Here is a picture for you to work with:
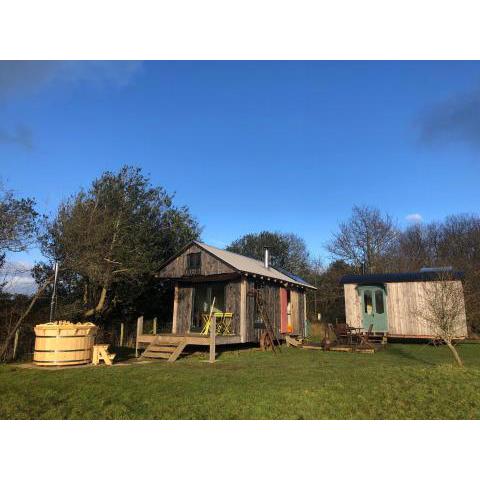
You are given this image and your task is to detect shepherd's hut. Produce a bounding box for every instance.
[340,268,468,339]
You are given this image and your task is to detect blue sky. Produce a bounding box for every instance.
[1,61,480,269]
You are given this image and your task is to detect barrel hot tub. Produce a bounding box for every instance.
[33,322,98,366]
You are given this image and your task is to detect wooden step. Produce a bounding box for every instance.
[143,352,173,359]
[146,345,178,353]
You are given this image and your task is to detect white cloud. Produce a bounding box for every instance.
[1,261,36,295]
[405,213,423,223]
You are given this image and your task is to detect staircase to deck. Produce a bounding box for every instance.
[141,337,188,362]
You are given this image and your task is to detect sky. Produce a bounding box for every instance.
[1,60,480,291]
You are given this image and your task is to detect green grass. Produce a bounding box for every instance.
[1,343,480,419]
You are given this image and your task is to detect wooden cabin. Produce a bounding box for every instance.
[340,270,468,339]
[136,241,316,360]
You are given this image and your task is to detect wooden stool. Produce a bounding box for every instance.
[92,344,116,366]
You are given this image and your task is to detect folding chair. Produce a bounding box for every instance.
[222,312,233,335]
[213,312,225,334]
[358,323,374,348]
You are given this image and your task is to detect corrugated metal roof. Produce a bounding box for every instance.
[340,271,464,285]
[196,242,315,289]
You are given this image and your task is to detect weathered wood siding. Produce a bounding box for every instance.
[297,292,306,336]
[225,280,242,335]
[244,280,305,341]
[244,280,279,342]
[159,244,235,278]
[344,281,468,337]
[174,285,194,333]
[344,284,362,328]
[290,290,306,335]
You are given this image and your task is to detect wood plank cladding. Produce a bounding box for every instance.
[343,280,468,337]
[158,244,235,278]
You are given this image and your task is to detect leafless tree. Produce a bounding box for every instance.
[414,272,467,367]
[327,205,398,273]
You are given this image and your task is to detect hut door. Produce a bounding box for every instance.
[280,288,288,333]
[360,286,388,332]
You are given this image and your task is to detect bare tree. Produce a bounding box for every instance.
[414,273,467,367]
[327,205,398,273]
[0,274,53,361]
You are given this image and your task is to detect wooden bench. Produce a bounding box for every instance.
[92,344,116,366]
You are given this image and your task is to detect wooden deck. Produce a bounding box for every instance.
[137,333,242,346]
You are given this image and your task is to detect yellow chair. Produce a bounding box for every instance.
[200,313,212,335]
[213,312,225,334]
[222,313,234,335]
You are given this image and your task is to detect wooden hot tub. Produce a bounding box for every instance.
[33,322,98,366]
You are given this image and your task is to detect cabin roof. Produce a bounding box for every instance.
[197,242,315,289]
[159,240,315,289]
[340,271,464,285]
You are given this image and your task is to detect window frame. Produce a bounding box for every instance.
[186,252,202,272]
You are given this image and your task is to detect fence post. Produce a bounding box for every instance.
[152,317,157,335]
[12,329,19,360]
[209,297,216,363]
[119,322,124,347]
[135,316,144,358]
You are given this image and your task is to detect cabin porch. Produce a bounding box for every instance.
[135,314,242,362]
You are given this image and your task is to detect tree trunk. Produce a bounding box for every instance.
[84,286,107,318]
[445,339,464,368]
[0,276,53,361]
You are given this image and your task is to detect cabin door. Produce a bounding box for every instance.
[359,286,388,332]
[190,283,226,332]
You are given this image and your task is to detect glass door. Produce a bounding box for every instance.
[359,286,388,332]
[190,283,226,332]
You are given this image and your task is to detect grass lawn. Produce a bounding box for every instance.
[1,343,480,419]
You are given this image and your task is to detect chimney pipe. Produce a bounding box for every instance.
[264,246,269,269]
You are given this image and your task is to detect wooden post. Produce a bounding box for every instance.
[209,297,216,363]
[119,322,124,347]
[172,283,179,334]
[152,317,157,335]
[12,329,19,360]
[240,279,247,342]
[135,316,144,358]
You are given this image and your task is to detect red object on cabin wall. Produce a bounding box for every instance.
[280,288,288,333]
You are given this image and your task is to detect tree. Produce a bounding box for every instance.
[226,231,311,276]
[327,205,398,273]
[0,186,38,292]
[0,187,37,254]
[413,272,467,367]
[396,214,480,333]
[310,260,356,324]
[40,166,201,319]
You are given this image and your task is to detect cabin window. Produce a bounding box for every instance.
[186,252,201,272]
[375,290,384,314]
[364,290,373,314]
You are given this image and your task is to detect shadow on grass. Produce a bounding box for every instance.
[385,344,437,366]
[111,347,137,362]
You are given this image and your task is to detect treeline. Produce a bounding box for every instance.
[1,167,479,360]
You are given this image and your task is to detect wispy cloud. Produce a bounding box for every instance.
[0,60,143,101]
[0,124,33,149]
[0,61,143,151]
[1,260,36,295]
[405,213,423,223]
[419,84,480,149]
